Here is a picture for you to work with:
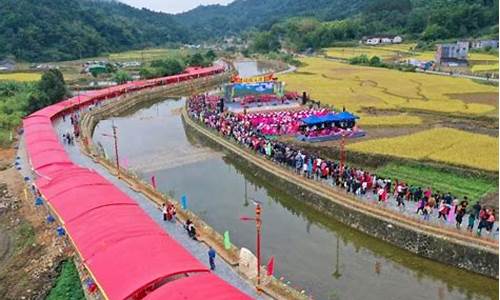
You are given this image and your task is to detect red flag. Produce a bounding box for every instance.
[151,175,156,190]
[266,256,275,276]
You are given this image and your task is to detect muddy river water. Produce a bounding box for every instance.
[92,61,497,300]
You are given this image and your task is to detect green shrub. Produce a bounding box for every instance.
[46,260,85,300]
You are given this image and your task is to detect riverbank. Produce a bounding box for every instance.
[77,73,308,300]
[181,106,499,279]
[84,90,498,299]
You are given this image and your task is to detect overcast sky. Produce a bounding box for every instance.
[119,0,234,14]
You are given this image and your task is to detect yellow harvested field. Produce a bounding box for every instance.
[471,63,499,73]
[347,128,499,172]
[358,114,422,127]
[0,72,41,82]
[326,44,435,61]
[326,47,402,60]
[280,57,498,116]
[469,52,499,62]
[109,48,188,62]
[373,43,417,52]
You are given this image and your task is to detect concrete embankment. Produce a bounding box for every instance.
[78,73,308,300]
[182,108,499,279]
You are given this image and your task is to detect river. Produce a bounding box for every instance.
[92,61,497,300]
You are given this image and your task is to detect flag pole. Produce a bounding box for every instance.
[256,202,262,290]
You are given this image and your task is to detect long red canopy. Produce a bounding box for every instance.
[144,273,252,300]
[22,64,254,300]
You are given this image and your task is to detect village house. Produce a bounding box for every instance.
[0,58,16,71]
[470,39,499,50]
[361,35,403,45]
[435,41,469,66]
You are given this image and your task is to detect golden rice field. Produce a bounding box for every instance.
[347,128,499,172]
[471,63,499,73]
[357,114,422,127]
[0,72,41,82]
[326,47,404,60]
[326,44,499,74]
[280,57,498,118]
[109,48,189,62]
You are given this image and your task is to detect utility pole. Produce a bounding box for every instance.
[256,203,262,288]
[112,124,119,178]
[240,200,263,291]
[102,122,120,178]
[339,132,346,174]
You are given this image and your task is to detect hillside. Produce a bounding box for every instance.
[178,0,498,42]
[0,0,188,62]
[0,0,498,62]
[175,0,366,40]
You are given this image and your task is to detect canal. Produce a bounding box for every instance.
[92,62,497,300]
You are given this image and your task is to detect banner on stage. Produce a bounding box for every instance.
[231,73,276,83]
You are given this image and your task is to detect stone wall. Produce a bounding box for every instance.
[182,110,499,279]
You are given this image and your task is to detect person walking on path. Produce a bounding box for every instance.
[467,212,476,232]
[162,203,167,221]
[208,246,217,271]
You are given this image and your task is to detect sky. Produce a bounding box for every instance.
[119,0,234,14]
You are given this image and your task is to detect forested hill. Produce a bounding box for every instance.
[175,0,366,40]
[177,0,499,42]
[0,0,498,62]
[0,0,189,62]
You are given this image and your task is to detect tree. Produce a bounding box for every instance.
[205,49,217,62]
[369,56,382,66]
[251,31,281,53]
[422,24,448,40]
[186,53,206,67]
[150,58,185,76]
[139,67,155,79]
[28,69,67,113]
[113,70,132,84]
[349,55,370,65]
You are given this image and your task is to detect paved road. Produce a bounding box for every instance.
[16,116,263,299]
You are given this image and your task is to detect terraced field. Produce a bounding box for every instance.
[347,128,499,172]
[280,57,498,117]
[281,56,498,182]
[326,44,499,74]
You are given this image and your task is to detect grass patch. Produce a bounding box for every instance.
[46,260,85,300]
[15,222,35,251]
[376,163,498,202]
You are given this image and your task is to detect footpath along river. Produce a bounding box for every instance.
[92,61,497,300]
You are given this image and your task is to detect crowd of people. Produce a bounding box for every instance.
[188,94,497,237]
[236,108,330,135]
[61,112,81,145]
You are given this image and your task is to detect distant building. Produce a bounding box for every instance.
[0,59,16,71]
[361,35,403,45]
[435,41,469,66]
[470,39,499,50]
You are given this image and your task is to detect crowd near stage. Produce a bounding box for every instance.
[204,72,365,142]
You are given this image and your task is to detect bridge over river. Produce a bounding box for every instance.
[91,61,498,300]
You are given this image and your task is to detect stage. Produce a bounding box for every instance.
[225,99,302,113]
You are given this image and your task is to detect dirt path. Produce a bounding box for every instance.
[0,149,66,300]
